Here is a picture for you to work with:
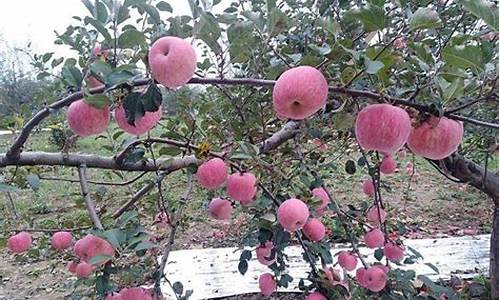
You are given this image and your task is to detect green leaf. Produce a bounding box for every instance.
[117,210,138,227]
[350,4,386,31]
[26,174,40,191]
[442,77,465,102]
[230,152,253,160]
[357,156,367,167]
[42,52,54,63]
[88,254,113,265]
[84,17,112,41]
[332,113,355,130]
[134,241,158,251]
[139,3,161,23]
[125,148,146,163]
[425,262,440,274]
[0,183,17,192]
[172,281,183,295]
[100,229,126,248]
[37,72,51,80]
[159,147,182,156]
[268,7,289,36]
[364,57,385,74]
[368,0,386,7]
[409,42,434,65]
[442,45,484,74]
[187,0,200,18]
[227,21,254,43]
[81,0,95,17]
[156,1,173,12]
[123,92,145,125]
[140,84,162,112]
[340,67,356,85]
[117,4,130,24]
[118,29,146,48]
[62,65,83,88]
[194,11,222,54]
[84,94,112,109]
[321,17,339,36]
[240,249,252,261]
[278,273,293,288]
[238,259,248,275]
[309,44,332,56]
[407,246,424,259]
[374,248,384,261]
[106,71,136,88]
[96,1,109,23]
[89,60,112,78]
[51,57,64,68]
[461,0,498,32]
[409,8,441,30]
[345,160,356,174]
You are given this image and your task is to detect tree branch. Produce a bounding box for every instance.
[154,173,194,298]
[38,171,149,186]
[260,121,301,153]
[6,76,497,164]
[78,164,103,230]
[0,151,199,172]
[112,172,166,219]
[433,153,499,205]
[115,138,197,166]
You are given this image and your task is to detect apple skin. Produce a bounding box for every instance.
[355,104,411,154]
[148,36,197,89]
[272,66,328,120]
[67,99,110,137]
[407,117,463,160]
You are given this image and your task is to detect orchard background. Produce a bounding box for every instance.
[0,0,498,299]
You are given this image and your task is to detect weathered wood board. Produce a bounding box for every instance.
[159,235,489,299]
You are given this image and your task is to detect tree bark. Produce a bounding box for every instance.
[434,153,499,299]
[0,151,199,172]
[78,164,103,230]
[491,204,499,300]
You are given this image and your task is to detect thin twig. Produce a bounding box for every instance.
[38,171,149,186]
[112,172,167,219]
[154,173,194,299]
[78,164,103,230]
[6,192,18,218]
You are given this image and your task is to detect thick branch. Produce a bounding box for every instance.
[78,165,103,230]
[434,153,498,205]
[260,121,301,153]
[433,154,499,300]
[0,151,199,172]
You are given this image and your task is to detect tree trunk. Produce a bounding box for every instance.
[491,204,499,300]
[434,153,498,299]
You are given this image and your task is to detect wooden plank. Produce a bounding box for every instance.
[159,235,490,299]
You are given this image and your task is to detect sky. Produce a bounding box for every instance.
[0,0,213,64]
